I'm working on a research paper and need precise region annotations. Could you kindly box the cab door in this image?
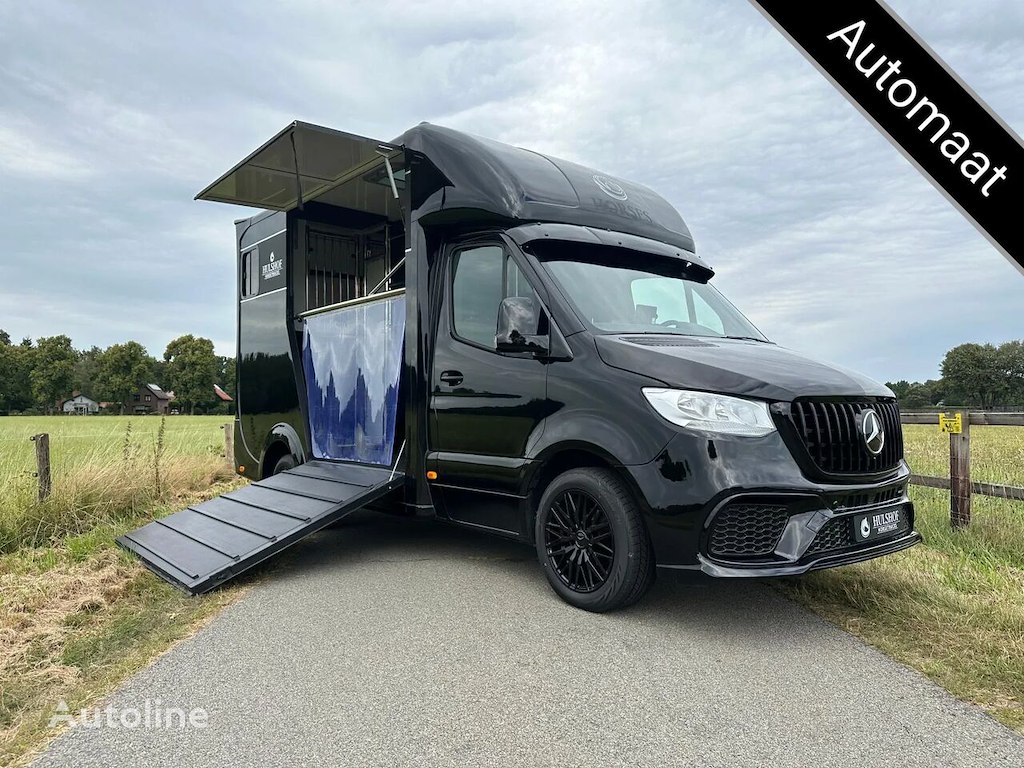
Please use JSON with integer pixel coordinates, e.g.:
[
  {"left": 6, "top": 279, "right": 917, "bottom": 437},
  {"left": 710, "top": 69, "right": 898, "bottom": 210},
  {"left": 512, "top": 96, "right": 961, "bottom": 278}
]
[{"left": 429, "top": 239, "right": 547, "bottom": 533}]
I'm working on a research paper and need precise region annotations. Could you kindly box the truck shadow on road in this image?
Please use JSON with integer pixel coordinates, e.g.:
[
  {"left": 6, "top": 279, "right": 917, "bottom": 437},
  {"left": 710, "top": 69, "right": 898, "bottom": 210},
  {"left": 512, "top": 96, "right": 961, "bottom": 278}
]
[{"left": 237, "top": 509, "right": 815, "bottom": 642}]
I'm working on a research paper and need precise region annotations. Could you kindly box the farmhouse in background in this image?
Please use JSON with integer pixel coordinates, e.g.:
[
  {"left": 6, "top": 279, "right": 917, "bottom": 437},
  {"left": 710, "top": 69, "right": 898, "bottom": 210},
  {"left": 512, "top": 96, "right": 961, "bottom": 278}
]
[
  {"left": 213, "top": 383, "right": 235, "bottom": 415},
  {"left": 129, "top": 384, "right": 174, "bottom": 415},
  {"left": 61, "top": 393, "right": 99, "bottom": 415}
]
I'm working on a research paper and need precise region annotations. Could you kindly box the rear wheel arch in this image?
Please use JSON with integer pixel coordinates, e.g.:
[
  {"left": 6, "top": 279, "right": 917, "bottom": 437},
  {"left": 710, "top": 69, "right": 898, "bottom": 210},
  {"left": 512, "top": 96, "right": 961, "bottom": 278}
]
[
  {"left": 260, "top": 441, "right": 290, "bottom": 479},
  {"left": 260, "top": 424, "right": 306, "bottom": 479}
]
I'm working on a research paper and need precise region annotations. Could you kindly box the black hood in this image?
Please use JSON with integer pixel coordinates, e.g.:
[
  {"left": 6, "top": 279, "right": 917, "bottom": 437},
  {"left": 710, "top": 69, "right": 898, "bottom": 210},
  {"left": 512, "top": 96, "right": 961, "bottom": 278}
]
[{"left": 594, "top": 335, "right": 893, "bottom": 402}]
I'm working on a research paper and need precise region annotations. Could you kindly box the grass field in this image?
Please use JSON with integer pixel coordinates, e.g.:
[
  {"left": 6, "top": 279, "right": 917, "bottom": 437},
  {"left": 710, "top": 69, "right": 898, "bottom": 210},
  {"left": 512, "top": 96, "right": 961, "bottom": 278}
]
[
  {"left": 0, "top": 415, "right": 230, "bottom": 469},
  {"left": 901, "top": 423, "right": 1024, "bottom": 484},
  {"left": 0, "top": 416, "right": 232, "bottom": 554}
]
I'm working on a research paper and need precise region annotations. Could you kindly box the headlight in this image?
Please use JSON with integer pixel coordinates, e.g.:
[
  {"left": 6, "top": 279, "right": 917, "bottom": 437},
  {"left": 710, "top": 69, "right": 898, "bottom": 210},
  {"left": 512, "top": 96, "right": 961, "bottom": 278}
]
[{"left": 641, "top": 388, "right": 776, "bottom": 437}]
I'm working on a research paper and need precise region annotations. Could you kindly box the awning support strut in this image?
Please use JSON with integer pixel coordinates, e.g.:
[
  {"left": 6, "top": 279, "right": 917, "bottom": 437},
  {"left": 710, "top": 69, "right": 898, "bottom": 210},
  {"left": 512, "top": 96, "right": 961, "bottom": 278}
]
[{"left": 290, "top": 129, "right": 304, "bottom": 210}]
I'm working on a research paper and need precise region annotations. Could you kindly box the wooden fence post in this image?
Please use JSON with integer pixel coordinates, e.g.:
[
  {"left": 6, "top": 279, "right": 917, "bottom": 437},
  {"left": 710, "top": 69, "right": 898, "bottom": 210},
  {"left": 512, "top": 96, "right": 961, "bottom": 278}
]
[
  {"left": 949, "top": 409, "right": 971, "bottom": 528},
  {"left": 31, "top": 433, "right": 51, "bottom": 501},
  {"left": 223, "top": 423, "right": 234, "bottom": 467}
]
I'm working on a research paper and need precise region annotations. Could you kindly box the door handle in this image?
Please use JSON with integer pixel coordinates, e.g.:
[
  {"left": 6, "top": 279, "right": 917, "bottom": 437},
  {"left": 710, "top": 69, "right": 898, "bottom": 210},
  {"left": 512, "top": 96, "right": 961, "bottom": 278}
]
[{"left": 439, "top": 370, "right": 464, "bottom": 386}]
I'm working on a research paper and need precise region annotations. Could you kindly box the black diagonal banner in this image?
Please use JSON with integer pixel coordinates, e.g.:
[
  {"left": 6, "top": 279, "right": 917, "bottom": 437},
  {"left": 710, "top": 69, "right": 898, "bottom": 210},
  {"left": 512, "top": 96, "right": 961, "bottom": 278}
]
[{"left": 749, "top": 1, "right": 1024, "bottom": 276}]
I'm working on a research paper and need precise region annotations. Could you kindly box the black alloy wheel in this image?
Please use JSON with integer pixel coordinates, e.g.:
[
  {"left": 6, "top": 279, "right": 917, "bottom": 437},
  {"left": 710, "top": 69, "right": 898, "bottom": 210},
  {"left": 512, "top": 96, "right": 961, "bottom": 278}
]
[
  {"left": 544, "top": 489, "right": 615, "bottom": 593},
  {"left": 535, "top": 467, "right": 654, "bottom": 612}
]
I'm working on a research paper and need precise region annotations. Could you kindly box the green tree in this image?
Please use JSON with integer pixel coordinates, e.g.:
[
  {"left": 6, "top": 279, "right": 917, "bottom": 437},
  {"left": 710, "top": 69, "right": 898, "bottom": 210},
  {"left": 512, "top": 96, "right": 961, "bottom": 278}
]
[
  {"left": 0, "top": 337, "right": 33, "bottom": 413},
  {"left": 940, "top": 343, "right": 1005, "bottom": 407},
  {"left": 30, "top": 335, "right": 77, "bottom": 413},
  {"left": 164, "top": 335, "right": 216, "bottom": 415},
  {"left": 902, "top": 383, "right": 933, "bottom": 409},
  {"left": 73, "top": 345, "right": 104, "bottom": 397},
  {"left": 216, "top": 355, "right": 237, "bottom": 399},
  {"left": 886, "top": 380, "right": 912, "bottom": 402},
  {"left": 150, "top": 357, "right": 168, "bottom": 388},
  {"left": 923, "top": 379, "right": 946, "bottom": 406},
  {"left": 96, "top": 341, "right": 153, "bottom": 415},
  {"left": 997, "top": 340, "right": 1024, "bottom": 405}
]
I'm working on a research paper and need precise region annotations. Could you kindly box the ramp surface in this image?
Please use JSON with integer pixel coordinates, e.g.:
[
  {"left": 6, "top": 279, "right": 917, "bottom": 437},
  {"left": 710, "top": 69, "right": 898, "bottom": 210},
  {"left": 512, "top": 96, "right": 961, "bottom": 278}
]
[{"left": 116, "top": 461, "right": 402, "bottom": 594}]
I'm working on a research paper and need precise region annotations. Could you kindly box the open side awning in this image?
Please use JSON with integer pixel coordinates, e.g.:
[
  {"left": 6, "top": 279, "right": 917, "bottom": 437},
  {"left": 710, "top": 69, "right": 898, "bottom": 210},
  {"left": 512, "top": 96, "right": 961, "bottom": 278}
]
[
  {"left": 196, "top": 121, "right": 402, "bottom": 212},
  {"left": 117, "top": 461, "right": 404, "bottom": 594}
]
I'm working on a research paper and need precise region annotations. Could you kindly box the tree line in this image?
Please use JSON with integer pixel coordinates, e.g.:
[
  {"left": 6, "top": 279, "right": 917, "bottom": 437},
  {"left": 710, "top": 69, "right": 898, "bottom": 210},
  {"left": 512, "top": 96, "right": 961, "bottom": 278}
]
[
  {"left": 4, "top": 332, "right": 1018, "bottom": 415},
  {"left": 0, "top": 330, "right": 235, "bottom": 415},
  {"left": 887, "top": 340, "right": 1024, "bottom": 409}
]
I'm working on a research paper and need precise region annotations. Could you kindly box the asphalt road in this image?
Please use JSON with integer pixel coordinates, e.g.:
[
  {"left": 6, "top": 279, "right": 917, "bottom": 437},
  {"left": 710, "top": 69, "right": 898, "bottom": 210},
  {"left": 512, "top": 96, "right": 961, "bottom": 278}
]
[{"left": 32, "top": 510, "right": 1023, "bottom": 767}]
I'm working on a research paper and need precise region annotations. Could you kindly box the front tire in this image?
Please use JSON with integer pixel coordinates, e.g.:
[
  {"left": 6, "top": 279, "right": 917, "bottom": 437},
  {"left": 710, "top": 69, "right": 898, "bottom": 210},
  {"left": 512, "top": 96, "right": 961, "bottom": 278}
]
[{"left": 535, "top": 468, "right": 654, "bottom": 612}]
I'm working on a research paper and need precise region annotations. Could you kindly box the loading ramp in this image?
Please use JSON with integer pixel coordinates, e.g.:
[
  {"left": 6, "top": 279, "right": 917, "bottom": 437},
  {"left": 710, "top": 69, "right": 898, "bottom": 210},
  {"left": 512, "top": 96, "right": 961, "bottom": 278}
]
[{"left": 117, "top": 461, "right": 404, "bottom": 595}]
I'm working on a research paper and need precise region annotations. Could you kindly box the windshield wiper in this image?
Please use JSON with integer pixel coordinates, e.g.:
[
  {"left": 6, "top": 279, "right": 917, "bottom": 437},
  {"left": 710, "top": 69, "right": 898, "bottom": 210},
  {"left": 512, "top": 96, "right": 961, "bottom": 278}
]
[
  {"left": 723, "top": 335, "right": 771, "bottom": 343},
  {"left": 620, "top": 330, "right": 713, "bottom": 338}
]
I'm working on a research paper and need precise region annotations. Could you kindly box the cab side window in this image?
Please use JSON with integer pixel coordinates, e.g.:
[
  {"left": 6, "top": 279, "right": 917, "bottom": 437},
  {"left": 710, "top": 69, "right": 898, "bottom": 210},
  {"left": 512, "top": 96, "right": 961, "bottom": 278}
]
[{"left": 451, "top": 244, "right": 539, "bottom": 349}]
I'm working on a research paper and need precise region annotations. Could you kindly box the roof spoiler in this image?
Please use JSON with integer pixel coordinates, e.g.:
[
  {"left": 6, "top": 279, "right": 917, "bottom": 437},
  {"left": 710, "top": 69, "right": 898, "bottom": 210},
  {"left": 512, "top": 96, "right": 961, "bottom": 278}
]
[{"left": 505, "top": 222, "right": 714, "bottom": 280}]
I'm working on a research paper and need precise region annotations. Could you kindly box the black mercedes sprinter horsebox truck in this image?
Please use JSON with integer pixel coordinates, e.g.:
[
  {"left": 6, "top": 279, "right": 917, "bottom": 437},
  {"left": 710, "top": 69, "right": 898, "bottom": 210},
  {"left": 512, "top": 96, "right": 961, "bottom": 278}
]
[{"left": 119, "top": 121, "right": 921, "bottom": 612}]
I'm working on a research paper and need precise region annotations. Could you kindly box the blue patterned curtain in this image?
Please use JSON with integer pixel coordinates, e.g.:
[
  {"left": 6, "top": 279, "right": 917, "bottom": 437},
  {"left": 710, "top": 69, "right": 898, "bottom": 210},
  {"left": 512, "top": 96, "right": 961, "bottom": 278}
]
[{"left": 302, "top": 295, "right": 405, "bottom": 464}]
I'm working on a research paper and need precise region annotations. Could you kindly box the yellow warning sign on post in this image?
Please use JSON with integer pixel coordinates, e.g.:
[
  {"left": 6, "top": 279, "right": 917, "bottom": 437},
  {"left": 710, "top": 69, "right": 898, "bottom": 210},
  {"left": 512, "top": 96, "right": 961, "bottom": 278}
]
[{"left": 939, "top": 413, "right": 963, "bottom": 434}]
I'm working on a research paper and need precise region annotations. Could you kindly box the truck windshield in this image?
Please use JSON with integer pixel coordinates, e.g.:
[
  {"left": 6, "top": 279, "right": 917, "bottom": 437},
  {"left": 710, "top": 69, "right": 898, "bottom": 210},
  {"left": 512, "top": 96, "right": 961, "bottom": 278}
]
[{"left": 536, "top": 245, "right": 768, "bottom": 341}]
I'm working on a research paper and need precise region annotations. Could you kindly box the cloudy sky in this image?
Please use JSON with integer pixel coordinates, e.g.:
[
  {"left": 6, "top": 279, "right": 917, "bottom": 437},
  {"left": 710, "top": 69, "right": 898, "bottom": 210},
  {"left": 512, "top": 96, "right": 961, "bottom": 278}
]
[{"left": 1, "top": 0, "right": 1021, "bottom": 383}]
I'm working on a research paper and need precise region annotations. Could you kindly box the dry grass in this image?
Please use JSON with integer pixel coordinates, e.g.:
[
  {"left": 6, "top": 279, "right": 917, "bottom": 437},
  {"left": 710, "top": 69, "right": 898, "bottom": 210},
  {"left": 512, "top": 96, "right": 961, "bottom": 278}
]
[
  {"left": 0, "top": 550, "right": 133, "bottom": 679},
  {"left": 0, "top": 456, "right": 234, "bottom": 554},
  {"left": 0, "top": 416, "right": 246, "bottom": 765},
  {"left": 0, "top": 482, "right": 246, "bottom": 767}
]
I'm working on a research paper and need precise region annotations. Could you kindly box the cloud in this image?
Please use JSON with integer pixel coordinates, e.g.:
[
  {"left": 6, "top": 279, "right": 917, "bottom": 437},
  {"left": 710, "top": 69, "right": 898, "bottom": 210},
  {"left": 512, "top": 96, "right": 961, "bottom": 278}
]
[
  {"left": 0, "top": 0, "right": 1020, "bottom": 383},
  {"left": 0, "top": 123, "right": 92, "bottom": 179}
]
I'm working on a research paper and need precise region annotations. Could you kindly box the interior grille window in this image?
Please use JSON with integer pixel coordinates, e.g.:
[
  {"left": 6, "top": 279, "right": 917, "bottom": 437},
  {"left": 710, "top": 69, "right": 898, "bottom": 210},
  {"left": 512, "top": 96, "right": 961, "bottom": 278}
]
[{"left": 307, "top": 231, "right": 359, "bottom": 311}]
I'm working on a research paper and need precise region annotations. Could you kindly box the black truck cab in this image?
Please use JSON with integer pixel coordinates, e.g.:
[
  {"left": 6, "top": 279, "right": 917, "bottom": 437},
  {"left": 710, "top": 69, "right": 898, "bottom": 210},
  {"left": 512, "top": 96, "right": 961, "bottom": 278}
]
[{"left": 119, "top": 121, "right": 920, "bottom": 611}]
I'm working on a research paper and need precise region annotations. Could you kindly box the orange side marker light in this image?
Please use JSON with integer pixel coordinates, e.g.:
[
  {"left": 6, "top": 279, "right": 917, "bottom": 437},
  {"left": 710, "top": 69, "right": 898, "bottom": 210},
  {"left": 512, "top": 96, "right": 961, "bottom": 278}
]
[{"left": 426, "top": 470, "right": 438, "bottom": 480}]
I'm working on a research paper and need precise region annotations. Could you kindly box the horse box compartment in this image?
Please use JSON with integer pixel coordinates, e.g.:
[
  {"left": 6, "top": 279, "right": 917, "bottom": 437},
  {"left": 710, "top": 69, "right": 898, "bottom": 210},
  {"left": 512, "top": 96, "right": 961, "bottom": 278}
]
[{"left": 118, "top": 121, "right": 920, "bottom": 611}]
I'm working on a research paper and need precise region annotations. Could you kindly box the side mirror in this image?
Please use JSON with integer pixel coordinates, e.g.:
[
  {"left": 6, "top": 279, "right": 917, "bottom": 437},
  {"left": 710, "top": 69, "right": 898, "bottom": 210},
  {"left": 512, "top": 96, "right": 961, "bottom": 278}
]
[{"left": 495, "top": 296, "right": 549, "bottom": 355}]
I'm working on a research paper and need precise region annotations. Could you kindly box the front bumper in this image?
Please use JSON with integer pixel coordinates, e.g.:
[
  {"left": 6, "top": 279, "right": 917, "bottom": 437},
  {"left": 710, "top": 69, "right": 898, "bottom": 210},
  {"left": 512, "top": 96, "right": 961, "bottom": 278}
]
[
  {"left": 623, "top": 430, "right": 921, "bottom": 573},
  {"left": 694, "top": 529, "right": 922, "bottom": 578}
]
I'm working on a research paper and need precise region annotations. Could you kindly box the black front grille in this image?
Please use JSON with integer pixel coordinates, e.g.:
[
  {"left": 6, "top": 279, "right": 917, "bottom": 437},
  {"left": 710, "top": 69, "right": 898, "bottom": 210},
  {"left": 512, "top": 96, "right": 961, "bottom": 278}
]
[
  {"left": 806, "top": 517, "right": 856, "bottom": 554},
  {"left": 708, "top": 502, "right": 789, "bottom": 558},
  {"left": 789, "top": 398, "right": 903, "bottom": 475},
  {"left": 840, "top": 485, "right": 904, "bottom": 510}
]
